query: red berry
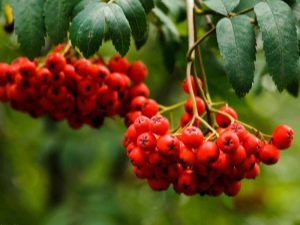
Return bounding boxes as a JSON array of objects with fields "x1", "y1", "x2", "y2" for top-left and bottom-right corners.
[
  {"x1": 227, "y1": 123, "x2": 248, "y2": 141},
  {"x1": 217, "y1": 131, "x2": 240, "y2": 154},
  {"x1": 147, "y1": 178, "x2": 170, "y2": 191},
  {"x1": 105, "y1": 73, "x2": 127, "y2": 91},
  {"x1": 184, "y1": 97, "x2": 206, "y2": 116},
  {"x1": 142, "y1": 99, "x2": 158, "y2": 118},
  {"x1": 228, "y1": 145, "x2": 247, "y2": 166},
  {"x1": 243, "y1": 134, "x2": 264, "y2": 155},
  {"x1": 196, "y1": 141, "x2": 219, "y2": 164},
  {"x1": 176, "y1": 170, "x2": 198, "y2": 195},
  {"x1": 272, "y1": 125, "x2": 294, "y2": 150},
  {"x1": 129, "y1": 83, "x2": 150, "y2": 98},
  {"x1": 182, "y1": 76, "x2": 202, "y2": 95},
  {"x1": 128, "y1": 147, "x2": 147, "y2": 166},
  {"x1": 157, "y1": 134, "x2": 180, "y2": 157},
  {"x1": 224, "y1": 181, "x2": 241, "y2": 197},
  {"x1": 46, "y1": 53, "x2": 66, "y2": 74},
  {"x1": 136, "y1": 132, "x2": 157, "y2": 151},
  {"x1": 179, "y1": 146, "x2": 196, "y2": 167},
  {"x1": 180, "y1": 126, "x2": 203, "y2": 148},
  {"x1": 150, "y1": 115, "x2": 169, "y2": 135},
  {"x1": 134, "y1": 116, "x2": 151, "y2": 134},
  {"x1": 108, "y1": 55, "x2": 129, "y2": 73},
  {"x1": 216, "y1": 106, "x2": 238, "y2": 128},
  {"x1": 245, "y1": 163, "x2": 260, "y2": 179},
  {"x1": 128, "y1": 61, "x2": 148, "y2": 83},
  {"x1": 258, "y1": 144, "x2": 280, "y2": 165}
]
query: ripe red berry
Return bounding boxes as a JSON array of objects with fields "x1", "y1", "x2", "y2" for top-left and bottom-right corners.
[
  {"x1": 216, "y1": 106, "x2": 238, "y2": 128},
  {"x1": 184, "y1": 97, "x2": 206, "y2": 116},
  {"x1": 128, "y1": 61, "x2": 148, "y2": 83},
  {"x1": 108, "y1": 55, "x2": 129, "y2": 73},
  {"x1": 157, "y1": 134, "x2": 180, "y2": 157},
  {"x1": 147, "y1": 178, "x2": 170, "y2": 191},
  {"x1": 243, "y1": 134, "x2": 263, "y2": 155},
  {"x1": 176, "y1": 170, "x2": 198, "y2": 195},
  {"x1": 136, "y1": 132, "x2": 157, "y2": 151},
  {"x1": 141, "y1": 99, "x2": 158, "y2": 118},
  {"x1": 182, "y1": 76, "x2": 202, "y2": 95},
  {"x1": 196, "y1": 141, "x2": 219, "y2": 164},
  {"x1": 128, "y1": 147, "x2": 147, "y2": 166},
  {"x1": 217, "y1": 131, "x2": 240, "y2": 154},
  {"x1": 228, "y1": 145, "x2": 247, "y2": 166},
  {"x1": 272, "y1": 125, "x2": 294, "y2": 150},
  {"x1": 134, "y1": 116, "x2": 151, "y2": 134},
  {"x1": 227, "y1": 123, "x2": 248, "y2": 141},
  {"x1": 224, "y1": 181, "x2": 241, "y2": 197},
  {"x1": 180, "y1": 126, "x2": 203, "y2": 148},
  {"x1": 179, "y1": 146, "x2": 196, "y2": 167},
  {"x1": 129, "y1": 83, "x2": 150, "y2": 98},
  {"x1": 46, "y1": 53, "x2": 67, "y2": 74},
  {"x1": 150, "y1": 115, "x2": 169, "y2": 135},
  {"x1": 258, "y1": 144, "x2": 280, "y2": 165}
]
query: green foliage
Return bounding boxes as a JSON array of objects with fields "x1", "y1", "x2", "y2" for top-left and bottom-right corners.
[
  {"x1": 115, "y1": 0, "x2": 148, "y2": 49},
  {"x1": 44, "y1": 0, "x2": 79, "y2": 44},
  {"x1": 152, "y1": 7, "x2": 180, "y2": 71},
  {"x1": 69, "y1": 2, "x2": 105, "y2": 58},
  {"x1": 72, "y1": 0, "x2": 98, "y2": 16},
  {"x1": 139, "y1": 0, "x2": 154, "y2": 14},
  {"x1": 11, "y1": 0, "x2": 45, "y2": 58},
  {"x1": 254, "y1": 0, "x2": 299, "y2": 91},
  {"x1": 204, "y1": 0, "x2": 240, "y2": 15},
  {"x1": 216, "y1": 16, "x2": 256, "y2": 97},
  {"x1": 104, "y1": 3, "x2": 131, "y2": 56}
]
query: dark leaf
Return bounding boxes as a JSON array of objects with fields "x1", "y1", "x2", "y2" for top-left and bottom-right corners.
[
  {"x1": 139, "y1": 0, "x2": 154, "y2": 13},
  {"x1": 70, "y1": 2, "x2": 105, "y2": 57},
  {"x1": 44, "y1": 0, "x2": 79, "y2": 44},
  {"x1": 104, "y1": 3, "x2": 131, "y2": 56},
  {"x1": 254, "y1": 0, "x2": 299, "y2": 91},
  {"x1": 115, "y1": 0, "x2": 148, "y2": 49},
  {"x1": 204, "y1": 0, "x2": 240, "y2": 15},
  {"x1": 216, "y1": 16, "x2": 256, "y2": 97},
  {"x1": 11, "y1": 0, "x2": 45, "y2": 58}
]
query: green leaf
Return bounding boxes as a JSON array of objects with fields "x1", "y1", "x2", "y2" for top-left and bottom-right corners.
[
  {"x1": 204, "y1": 0, "x2": 240, "y2": 15},
  {"x1": 44, "y1": 0, "x2": 78, "y2": 44},
  {"x1": 70, "y1": 2, "x2": 131, "y2": 57},
  {"x1": 115, "y1": 0, "x2": 148, "y2": 49},
  {"x1": 70, "y1": 2, "x2": 105, "y2": 57},
  {"x1": 216, "y1": 16, "x2": 256, "y2": 97},
  {"x1": 235, "y1": 0, "x2": 259, "y2": 16},
  {"x1": 286, "y1": 80, "x2": 299, "y2": 97},
  {"x1": 139, "y1": 0, "x2": 154, "y2": 13},
  {"x1": 72, "y1": 0, "x2": 98, "y2": 16},
  {"x1": 105, "y1": 3, "x2": 131, "y2": 56},
  {"x1": 11, "y1": 0, "x2": 45, "y2": 58},
  {"x1": 160, "y1": 0, "x2": 185, "y2": 17},
  {"x1": 153, "y1": 7, "x2": 180, "y2": 71},
  {"x1": 152, "y1": 8, "x2": 179, "y2": 42},
  {"x1": 254, "y1": 0, "x2": 299, "y2": 91}
]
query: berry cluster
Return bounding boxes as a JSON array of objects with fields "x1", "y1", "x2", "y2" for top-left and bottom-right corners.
[
  {"x1": 123, "y1": 85, "x2": 294, "y2": 196},
  {"x1": 0, "y1": 49, "x2": 152, "y2": 129}
]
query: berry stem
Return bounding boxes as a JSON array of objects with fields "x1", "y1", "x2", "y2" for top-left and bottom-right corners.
[
  {"x1": 209, "y1": 106, "x2": 272, "y2": 140},
  {"x1": 196, "y1": 115, "x2": 219, "y2": 137},
  {"x1": 158, "y1": 101, "x2": 186, "y2": 114},
  {"x1": 186, "y1": 0, "x2": 200, "y2": 119}
]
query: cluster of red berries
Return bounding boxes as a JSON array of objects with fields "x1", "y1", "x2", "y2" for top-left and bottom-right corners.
[
  {"x1": 123, "y1": 84, "x2": 294, "y2": 196},
  {"x1": 0, "y1": 48, "x2": 153, "y2": 129}
]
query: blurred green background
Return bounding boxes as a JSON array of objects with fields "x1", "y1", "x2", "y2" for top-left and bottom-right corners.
[{"x1": 0, "y1": 7, "x2": 300, "y2": 225}]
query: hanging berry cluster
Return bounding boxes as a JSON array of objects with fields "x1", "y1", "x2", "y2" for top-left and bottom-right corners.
[
  {"x1": 123, "y1": 78, "x2": 294, "y2": 197},
  {"x1": 0, "y1": 46, "x2": 155, "y2": 129}
]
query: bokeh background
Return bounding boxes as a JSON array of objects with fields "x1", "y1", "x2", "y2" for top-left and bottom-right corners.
[{"x1": 0, "y1": 1, "x2": 300, "y2": 225}]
